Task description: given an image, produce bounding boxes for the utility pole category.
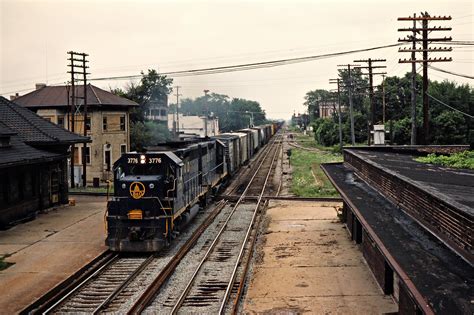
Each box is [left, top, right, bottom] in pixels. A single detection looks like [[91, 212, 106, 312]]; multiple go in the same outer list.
[[382, 74, 386, 125], [329, 78, 344, 152], [354, 58, 387, 146], [203, 89, 210, 137], [398, 12, 452, 144], [68, 51, 89, 187], [337, 64, 360, 146], [174, 86, 181, 138]]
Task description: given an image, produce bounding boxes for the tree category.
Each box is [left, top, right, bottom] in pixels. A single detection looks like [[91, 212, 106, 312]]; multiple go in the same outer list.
[[178, 94, 266, 132], [111, 69, 174, 150], [313, 118, 339, 146], [303, 89, 332, 120], [113, 69, 173, 123]]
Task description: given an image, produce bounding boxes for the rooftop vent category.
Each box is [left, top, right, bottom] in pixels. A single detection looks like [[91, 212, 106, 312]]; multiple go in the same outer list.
[[35, 83, 47, 90]]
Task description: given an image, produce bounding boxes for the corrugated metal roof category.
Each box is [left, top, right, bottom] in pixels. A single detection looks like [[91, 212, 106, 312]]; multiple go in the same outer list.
[[14, 84, 138, 108]]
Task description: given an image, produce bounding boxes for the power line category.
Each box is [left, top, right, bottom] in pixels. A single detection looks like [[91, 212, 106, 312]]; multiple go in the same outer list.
[[427, 93, 473, 118], [428, 65, 474, 79], [82, 43, 404, 82]]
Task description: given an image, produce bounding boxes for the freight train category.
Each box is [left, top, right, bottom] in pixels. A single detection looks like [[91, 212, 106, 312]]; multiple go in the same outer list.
[[106, 123, 281, 252]]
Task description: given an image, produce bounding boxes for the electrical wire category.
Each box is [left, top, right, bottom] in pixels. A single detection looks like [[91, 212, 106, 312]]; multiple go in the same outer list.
[[427, 93, 473, 118], [83, 43, 405, 82], [428, 65, 474, 80]]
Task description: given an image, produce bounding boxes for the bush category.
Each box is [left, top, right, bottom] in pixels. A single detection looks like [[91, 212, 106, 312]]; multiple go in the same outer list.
[[313, 119, 339, 146], [415, 151, 474, 170]]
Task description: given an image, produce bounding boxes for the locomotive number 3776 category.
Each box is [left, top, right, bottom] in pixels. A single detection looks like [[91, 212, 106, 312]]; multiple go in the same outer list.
[[127, 157, 162, 164]]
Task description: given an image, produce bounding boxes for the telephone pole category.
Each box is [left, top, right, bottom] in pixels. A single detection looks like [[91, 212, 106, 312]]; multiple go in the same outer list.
[[398, 12, 452, 144], [174, 86, 182, 138], [337, 64, 360, 146], [68, 51, 89, 187], [382, 74, 386, 125], [329, 78, 344, 152], [203, 89, 210, 137], [354, 58, 386, 146]]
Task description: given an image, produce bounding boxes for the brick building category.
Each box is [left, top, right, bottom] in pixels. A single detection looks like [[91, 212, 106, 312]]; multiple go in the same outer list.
[[0, 96, 88, 227], [15, 84, 138, 184]]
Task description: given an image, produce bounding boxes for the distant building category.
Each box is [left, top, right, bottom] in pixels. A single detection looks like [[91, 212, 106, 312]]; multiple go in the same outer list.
[[292, 113, 309, 129], [168, 113, 219, 137], [145, 90, 168, 123], [319, 100, 339, 119], [0, 96, 88, 227], [14, 84, 138, 184]]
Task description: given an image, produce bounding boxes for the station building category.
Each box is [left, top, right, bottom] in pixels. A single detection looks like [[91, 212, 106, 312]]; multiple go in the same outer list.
[[14, 84, 138, 185], [0, 96, 88, 228]]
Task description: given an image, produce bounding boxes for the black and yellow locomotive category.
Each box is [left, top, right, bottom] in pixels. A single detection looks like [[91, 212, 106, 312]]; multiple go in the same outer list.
[[106, 139, 226, 252], [105, 122, 282, 252]]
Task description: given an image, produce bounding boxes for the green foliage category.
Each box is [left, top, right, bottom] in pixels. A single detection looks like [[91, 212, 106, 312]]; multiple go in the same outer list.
[[391, 117, 411, 145], [303, 89, 332, 120], [112, 69, 174, 123], [290, 148, 342, 197], [313, 118, 339, 146], [129, 121, 170, 151], [415, 151, 474, 170], [0, 256, 14, 271], [178, 93, 267, 132], [432, 111, 467, 144], [304, 71, 472, 145]]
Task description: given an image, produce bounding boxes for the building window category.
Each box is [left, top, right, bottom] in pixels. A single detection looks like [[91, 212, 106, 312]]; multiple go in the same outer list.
[[81, 146, 91, 164], [57, 116, 64, 127], [120, 116, 126, 131], [103, 117, 108, 131], [85, 117, 91, 131], [120, 144, 127, 155], [160, 109, 167, 116]]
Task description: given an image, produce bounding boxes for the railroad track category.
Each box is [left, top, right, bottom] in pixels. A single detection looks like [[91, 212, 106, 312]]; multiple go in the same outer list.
[[25, 133, 283, 315], [132, 133, 283, 314]]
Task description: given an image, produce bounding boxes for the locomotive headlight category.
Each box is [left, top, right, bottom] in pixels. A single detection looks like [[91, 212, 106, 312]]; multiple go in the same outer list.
[[149, 183, 155, 189], [121, 183, 126, 189], [140, 154, 146, 164]]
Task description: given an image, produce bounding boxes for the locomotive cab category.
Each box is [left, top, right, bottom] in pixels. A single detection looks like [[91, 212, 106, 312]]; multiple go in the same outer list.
[[106, 152, 184, 252]]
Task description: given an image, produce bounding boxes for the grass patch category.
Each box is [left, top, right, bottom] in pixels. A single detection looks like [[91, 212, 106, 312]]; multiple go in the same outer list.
[[290, 148, 342, 197], [0, 256, 14, 271], [70, 185, 114, 194], [293, 133, 343, 153], [415, 151, 474, 170]]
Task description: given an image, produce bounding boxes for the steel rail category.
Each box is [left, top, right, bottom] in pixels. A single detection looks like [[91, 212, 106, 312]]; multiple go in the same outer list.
[[92, 254, 156, 314], [126, 200, 228, 315], [42, 253, 120, 314], [219, 134, 282, 314], [170, 134, 281, 314]]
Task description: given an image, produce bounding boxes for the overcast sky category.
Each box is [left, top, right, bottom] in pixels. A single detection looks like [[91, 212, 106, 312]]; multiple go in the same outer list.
[[1, 0, 472, 119]]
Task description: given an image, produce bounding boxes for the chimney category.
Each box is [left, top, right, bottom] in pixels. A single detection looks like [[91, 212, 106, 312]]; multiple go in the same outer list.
[[10, 93, 20, 101], [35, 83, 47, 90]]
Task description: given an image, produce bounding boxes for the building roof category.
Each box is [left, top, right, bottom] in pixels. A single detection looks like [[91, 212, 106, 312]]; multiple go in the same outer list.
[[0, 96, 89, 145], [0, 121, 62, 168], [14, 84, 138, 109]]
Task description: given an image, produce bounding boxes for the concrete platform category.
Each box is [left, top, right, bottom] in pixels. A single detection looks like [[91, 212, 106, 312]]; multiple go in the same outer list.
[[0, 195, 107, 314], [243, 200, 397, 314]]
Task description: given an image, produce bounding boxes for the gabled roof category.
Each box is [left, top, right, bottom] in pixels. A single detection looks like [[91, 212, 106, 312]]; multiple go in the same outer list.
[[14, 84, 138, 108], [0, 96, 89, 145], [0, 121, 61, 168]]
